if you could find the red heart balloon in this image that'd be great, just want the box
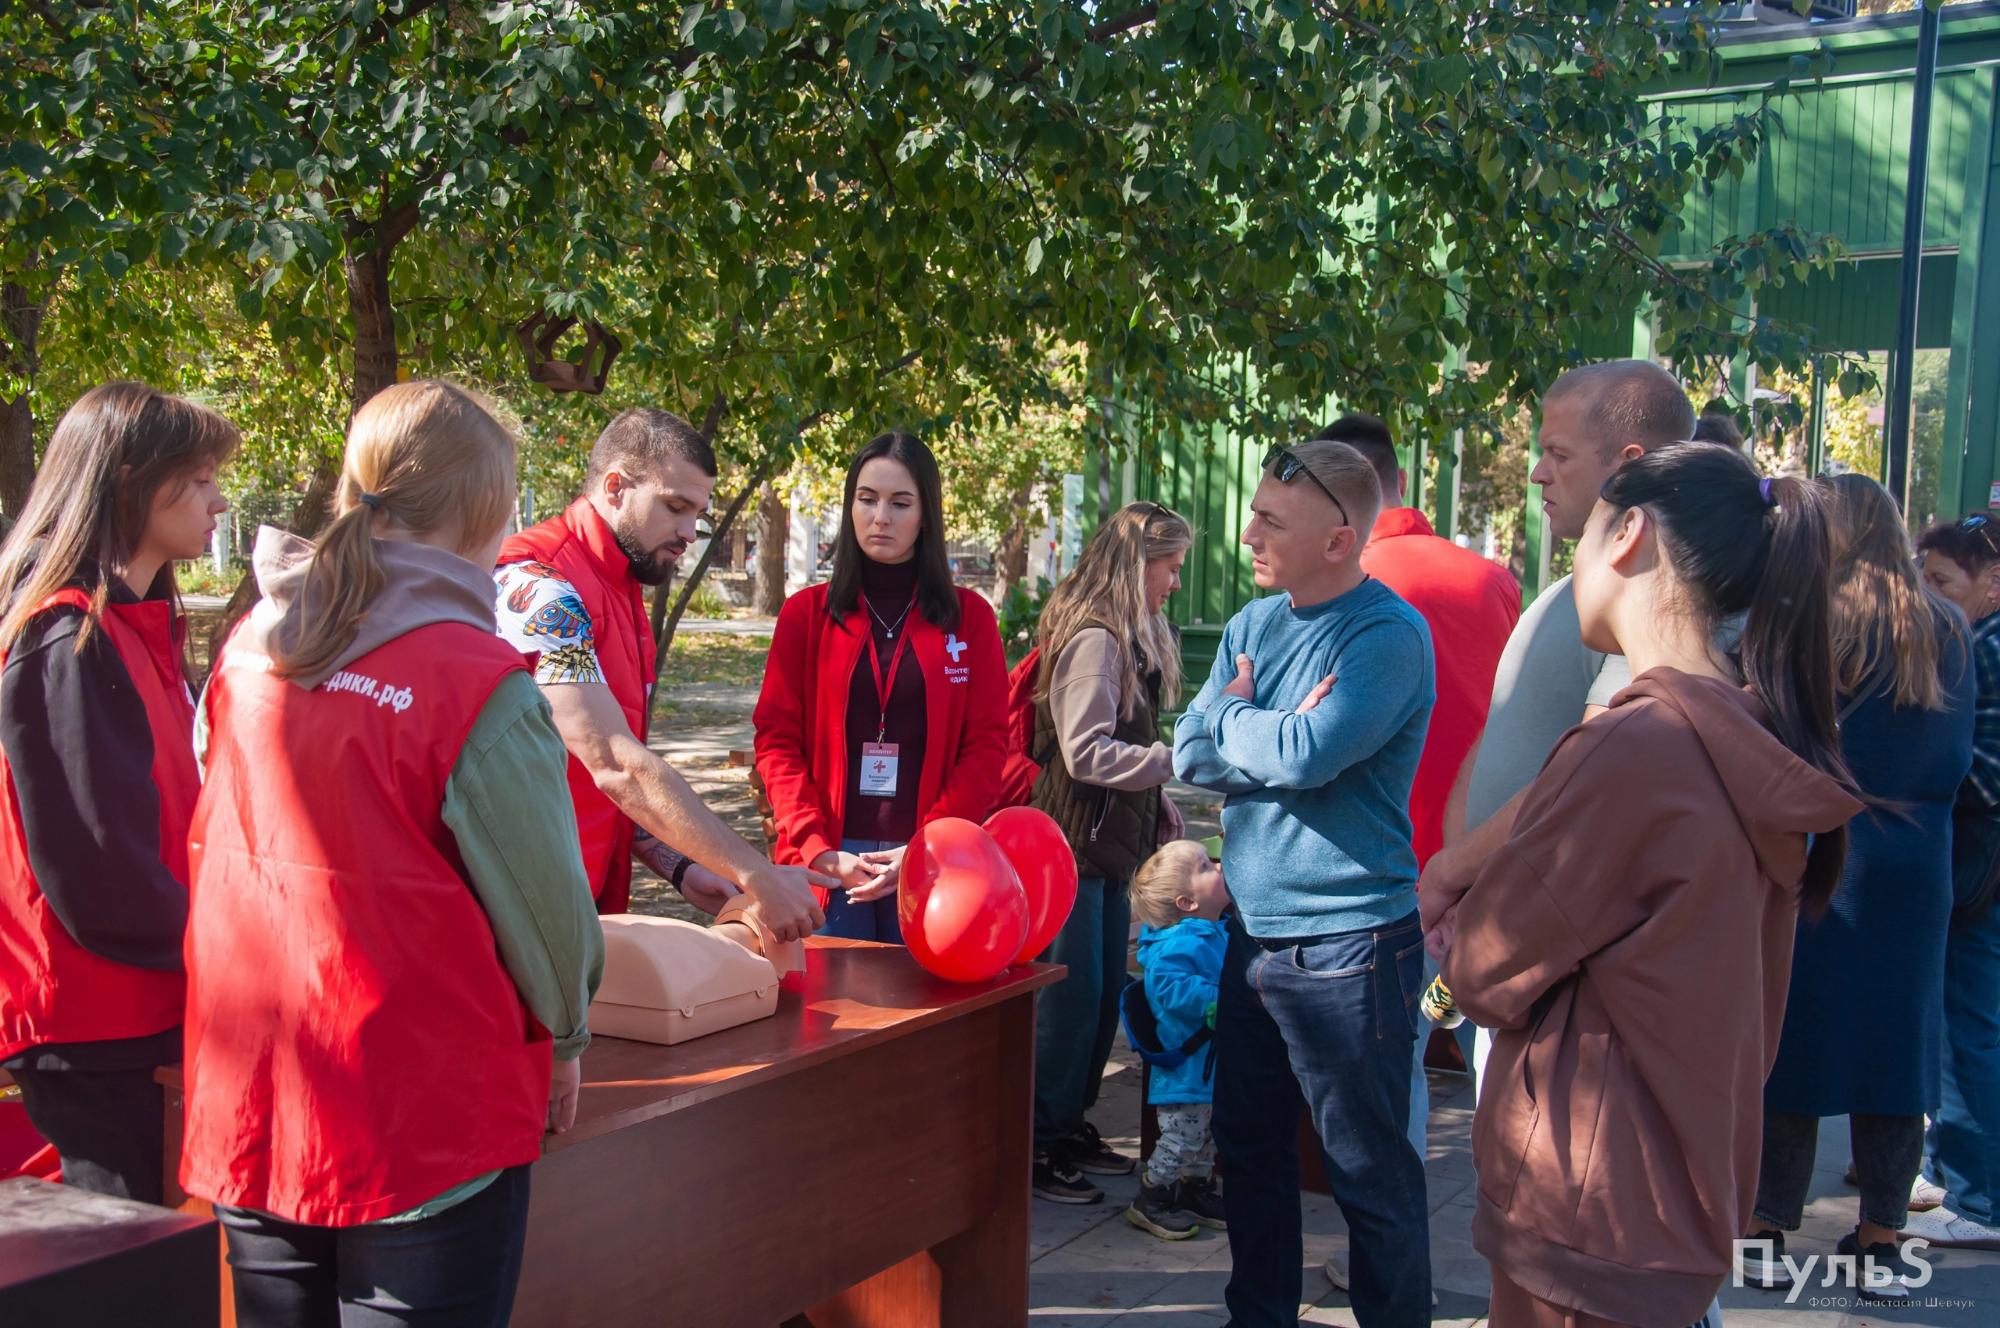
[899,818,1028,983]
[984,806,1079,965]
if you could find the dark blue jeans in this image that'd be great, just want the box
[216,1164,532,1327]
[1033,874,1129,1153]
[1215,912,1430,1328]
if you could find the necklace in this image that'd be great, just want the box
[866,593,916,641]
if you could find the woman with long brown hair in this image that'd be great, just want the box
[753,431,1008,940]
[1027,501,1194,1207]
[181,382,600,1326]
[1429,444,1863,1328]
[1741,474,1973,1298]
[0,383,235,1203]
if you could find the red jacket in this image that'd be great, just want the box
[1360,507,1520,867]
[498,499,655,913]
[754,583,1007,892]
[182,623,549,1226]
[0,589,194,1059]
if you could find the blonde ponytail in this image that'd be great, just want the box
[271,381,516,680]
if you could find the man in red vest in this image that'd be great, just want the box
[497,408,826,940]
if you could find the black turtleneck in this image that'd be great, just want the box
[842,555,928,846]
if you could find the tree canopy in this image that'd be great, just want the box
[5,2,1864,561]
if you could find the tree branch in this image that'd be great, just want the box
[1015,5,1159,81]
[697,389,728,441]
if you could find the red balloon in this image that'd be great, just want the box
[900,818,1029,983]
[984,806,1079,965]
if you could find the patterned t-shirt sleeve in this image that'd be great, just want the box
[493,561,604,686]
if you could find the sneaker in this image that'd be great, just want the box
[1064,1120,1137,1176]
[1324,1255,1439,1307]
[1839,1165,1947,1212]
[1900,1204,2000,1249]
[1736,1231,1794,1291]
[1834,1230,1913,1301]
[1174,1175,1227,1231]
[1125,1182,1198,1240]
[1032,1149,1103,1205]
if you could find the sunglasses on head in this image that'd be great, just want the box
[1962,513,2000,555]
[1264,446,1351,528]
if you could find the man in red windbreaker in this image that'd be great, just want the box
[496,409,827,938]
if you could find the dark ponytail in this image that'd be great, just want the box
[1599,442,1854,910]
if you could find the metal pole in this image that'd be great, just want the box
[1887,1,1945,509]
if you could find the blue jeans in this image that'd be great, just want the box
[1927,900,2000,1224]
[1216,912,1431,1328]
[821,837,905,942]
[1033,874,1129,1153]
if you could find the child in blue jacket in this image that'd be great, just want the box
[1126,839,1231,1240]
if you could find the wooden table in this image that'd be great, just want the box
[516,939,1059,1327]
[165,938,1060,1328]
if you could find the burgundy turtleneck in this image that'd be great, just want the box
[842,555,929,845]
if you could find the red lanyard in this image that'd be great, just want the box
[863,594,916,743]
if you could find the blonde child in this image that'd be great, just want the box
[1125,839,1231,1240]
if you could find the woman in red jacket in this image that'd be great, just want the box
[183,382,600,1326]
[754,431,1008,940]
[0,383,235,1203]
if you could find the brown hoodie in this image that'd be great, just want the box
[1442,668,1861,1328]
[236,526,500,690]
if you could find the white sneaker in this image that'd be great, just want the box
[1910,1174,1947,1212]
[1899,1205,2000,1250]
[1324,1255,1439,1307]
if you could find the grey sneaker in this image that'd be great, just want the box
[1125,1182,1198,1240]
[1834,1230,1914,1302]
[1032,1149,1102,1205]
[1736,1232,1794,1291]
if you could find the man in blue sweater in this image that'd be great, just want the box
[1174,438,1436,1328]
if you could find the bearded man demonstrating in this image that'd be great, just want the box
[496,408,826,939]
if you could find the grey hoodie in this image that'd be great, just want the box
[240,525,500,691]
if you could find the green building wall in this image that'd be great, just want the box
[1092,4,2000,688]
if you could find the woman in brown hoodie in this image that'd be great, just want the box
[1425,443,1863,1328]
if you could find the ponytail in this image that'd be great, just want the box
[1599,443,1855,911]
[269,381,516,680]
[271,501,388,681]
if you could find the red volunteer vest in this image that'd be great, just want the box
[499,499,656,913]
[0,588,195,1059]
[181,624,549,1226]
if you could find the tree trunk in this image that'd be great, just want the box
[203,237,403,679]
[344,244,400,418]
[753,483,788,616]
[992,485,1034,604]
[728,519,748,572]
[0,275,46,522]
[659,462,770,652]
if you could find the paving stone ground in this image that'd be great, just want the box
[645,635,1998,1326]
[1028,1057,2000,1326]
